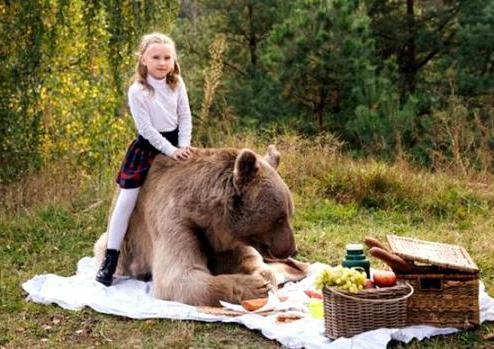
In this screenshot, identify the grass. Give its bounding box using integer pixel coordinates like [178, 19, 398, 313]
[1, 134, 494, 348]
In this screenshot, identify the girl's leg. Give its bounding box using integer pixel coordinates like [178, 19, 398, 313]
[96, 187, 140, 286]
[106, 187, 140, 250]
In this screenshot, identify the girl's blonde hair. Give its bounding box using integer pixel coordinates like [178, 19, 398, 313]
[133, 32, 181, 92]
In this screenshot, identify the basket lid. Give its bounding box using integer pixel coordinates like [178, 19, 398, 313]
[386, 234, 479, 273]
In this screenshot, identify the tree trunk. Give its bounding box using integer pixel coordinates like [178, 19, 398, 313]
[314, 88, 325, 131]
[403, 0, 417, 98]
[247, 3, 257, 76]
[316, 107, 324, 131]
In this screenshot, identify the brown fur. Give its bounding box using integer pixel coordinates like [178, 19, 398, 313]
[94, 146, 297, 306]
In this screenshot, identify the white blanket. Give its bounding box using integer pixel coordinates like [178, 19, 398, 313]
[22, 257, 494, 349]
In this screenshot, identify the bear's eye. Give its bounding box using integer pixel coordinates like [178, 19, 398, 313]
[276, 217, 285, 225]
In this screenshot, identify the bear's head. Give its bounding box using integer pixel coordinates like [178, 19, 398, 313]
[228, 145, 297, 259]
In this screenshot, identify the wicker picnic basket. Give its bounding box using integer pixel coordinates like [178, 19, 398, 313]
[387, 235, 480, 329]
[323, 282, 413, 339]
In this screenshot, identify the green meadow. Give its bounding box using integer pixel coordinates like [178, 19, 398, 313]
[1, 135, 493, 348]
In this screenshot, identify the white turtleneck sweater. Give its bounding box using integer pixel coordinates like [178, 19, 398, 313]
[127, 75, 192, 156]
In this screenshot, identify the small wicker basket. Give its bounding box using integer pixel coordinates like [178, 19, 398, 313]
[323, 282, 413, 339]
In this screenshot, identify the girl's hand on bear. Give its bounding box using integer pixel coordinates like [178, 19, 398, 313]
[171, 147, 191, 161]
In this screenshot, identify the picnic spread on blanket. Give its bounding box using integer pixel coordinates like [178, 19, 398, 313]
[23, 235, 494, 349]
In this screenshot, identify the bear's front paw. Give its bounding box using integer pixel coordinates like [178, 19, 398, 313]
[253, 268, 278, 291]
[234, 274, 271, 301]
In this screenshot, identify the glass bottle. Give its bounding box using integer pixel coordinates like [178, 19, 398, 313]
[342, 243, 370, 278]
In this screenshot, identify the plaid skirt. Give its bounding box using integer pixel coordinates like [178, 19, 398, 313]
[116, 129, 179, 189]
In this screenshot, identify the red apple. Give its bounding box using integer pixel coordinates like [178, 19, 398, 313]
[373, 270, 397, 287]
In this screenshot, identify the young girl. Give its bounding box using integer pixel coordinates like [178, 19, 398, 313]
[96, 33, 193, 286]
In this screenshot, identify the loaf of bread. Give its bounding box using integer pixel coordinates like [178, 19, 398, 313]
[369, 247, 414, 273]
[364, 236, 390, 251]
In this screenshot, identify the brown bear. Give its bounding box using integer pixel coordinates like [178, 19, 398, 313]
[94, 145, 297, 306]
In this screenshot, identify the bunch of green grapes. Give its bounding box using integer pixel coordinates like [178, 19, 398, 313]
[314, 266, 367, 293]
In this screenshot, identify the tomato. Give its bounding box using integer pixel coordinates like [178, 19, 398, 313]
[372, 270, 397, 287]
[304, 290, 323, 299]
[364, 279, 375, 289]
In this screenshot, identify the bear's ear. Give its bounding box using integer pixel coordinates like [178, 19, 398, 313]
[264, 144, 280, 170]
[234, 149, 259, 191]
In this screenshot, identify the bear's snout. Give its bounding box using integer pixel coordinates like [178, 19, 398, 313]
[270, 230, 297, 259]
[275, 243, 297, 259]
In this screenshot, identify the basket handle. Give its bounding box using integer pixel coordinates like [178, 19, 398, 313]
[327, 282, 414, 304]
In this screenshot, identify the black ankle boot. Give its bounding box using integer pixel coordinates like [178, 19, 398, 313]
[96, 249, 120, 286]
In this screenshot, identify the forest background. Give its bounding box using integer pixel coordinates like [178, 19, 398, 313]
[3, 0, 494, 179]
[1, 0, 494, 348]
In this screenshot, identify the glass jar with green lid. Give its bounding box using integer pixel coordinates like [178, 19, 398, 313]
[342, 243, 370, 278]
